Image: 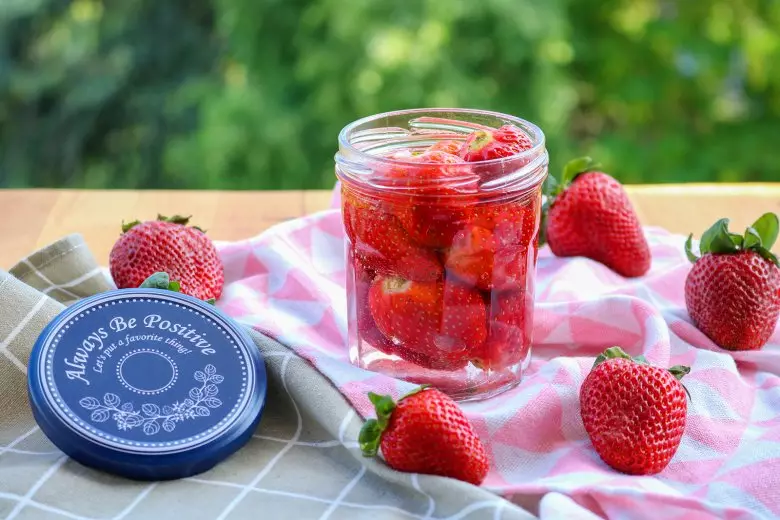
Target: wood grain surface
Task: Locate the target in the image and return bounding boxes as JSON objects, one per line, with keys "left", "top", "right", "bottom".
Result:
{"left": 1, "top": 185, "right": 779, "bottom": 269}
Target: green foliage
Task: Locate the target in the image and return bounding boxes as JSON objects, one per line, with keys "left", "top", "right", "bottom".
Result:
{"left": 2, "top": 0, "right": 779, "bottom": 189}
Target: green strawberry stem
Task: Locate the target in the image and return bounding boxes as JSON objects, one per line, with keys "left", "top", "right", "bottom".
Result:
{"left": 121, "top": 214, "right": 205, "bottom": 234}
{"left": 592, "top": 346, "right": 690, "bottom": 380}
{"left": 539, "top": 156, "right": 602, "bottom": 247}
{"left": 358, "top": 385, "right": 429, "bottom": 457}
{"left": 157, "top": 214, "right": 191, "bottom": 225}
{"left": 140, "top": 272, "right": 181, "bottom": 292}
{"left": 685, "top": 213, "right": 779, "bottom": 267}
{"left": 668, "top": 365, "right": 691, "bottom": 381}
{"left": 139, "top": 272, "right": 216, "bottom": 305}
{"left": 593, "top": 346, "right": 637, "bottom": 367}
{"left": 468, "top": 130, "right": 493, "bottom": 152}
{"left": 121, "top": 220, "right": 141, "bottom": 233}
{"left": 592, "top": 346, "right": 692, "bottom": 400}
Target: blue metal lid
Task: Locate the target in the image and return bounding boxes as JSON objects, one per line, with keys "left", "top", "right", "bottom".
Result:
{"left": 28, "top": 288, "right": 267, "bottom": 480}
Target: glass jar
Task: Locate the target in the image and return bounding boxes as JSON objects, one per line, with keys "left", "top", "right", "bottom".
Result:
{"left": 335, "top": 109, "right": 548, "bottom": 401}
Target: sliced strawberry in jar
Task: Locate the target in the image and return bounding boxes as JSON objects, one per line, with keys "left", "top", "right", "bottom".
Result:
{"left": 368, "top": 275, "right": 487, "bottom": 367}
{"left": 444, "top": 225, "right": 530, "bottom": 292}
{"left": 397, "top": 203, "right": 474, "bottom": 250}
{"left": 444, "top": 225, "right": 495, "bottom": 290}
{"left": 352, "top": 252, "right": 377, "bottom": 336}
{"left": 472, "top": 290, "right": 532, "bottom": 370}
{"left": 471, "top": 195, "right": 540, "bottom": 249}
{"left": 343, "top": 189, "right": 443, "bottom": 282}
{"left": 380, "top": 150, "right": 479, "bottom": 249}
{"left": 361, "top": 325, "right": 470, "bottom": 371}
{"left": 459, "top": 124, "right": 533, "bottom": 162}
{"left": 428, "top": 140, "right": 463, "bottom": 156}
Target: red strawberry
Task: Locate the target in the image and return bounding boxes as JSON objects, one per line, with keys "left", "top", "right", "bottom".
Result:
{"left": 359, "top": 386, "right": 489, "bottom": 485}
{"left": 361, "top": 326, "right": 469, "bottom": 371}
{"left": 428, "top": 140, "right": 463, "bottom": 156}
{"left": 472, "top": 290, "right": 532, "bottom": 370}
{"left": 381, "top": 150, "right": 478, "bottom": 249}
{"left": 543, "top": 157, "right": 651, "bottom": 278}
{"left": 381, "top": 150, "right": 472, "bottom": 187}
{"left": 352, "top": 255, "right": 467, "bottom": 370}
{"left": 351, "top": 251, "right": 378, "bottom": 337}
{"left": 580, "top": 347, "right": 690, "bottom": 475}
{"left": 471, "top": 194, "right": 541, "bottom": 249}
{"left": 459, "top": 124, "right": 533, "bottom": 162}
{"left": 684, "top": 213, "right": 780, "bottom": 351}
{"left": 342, "top": 189, "right": 443, "bottom": 282}
{"left": 368, "top": 275, "right": 487, "bottom": 365}
{"left": 444, "top": 225, "right": 528, "bottom": 291}
{"left": 109, "top": 215, "right": 224, "bottom": 301}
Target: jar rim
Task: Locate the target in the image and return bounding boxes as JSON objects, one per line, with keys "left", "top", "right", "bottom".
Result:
{"left": 336, "top": 108, "right": 548, "bottom": 199}
{"left": 337, "top": 107, "right": 546, "bottom": 167}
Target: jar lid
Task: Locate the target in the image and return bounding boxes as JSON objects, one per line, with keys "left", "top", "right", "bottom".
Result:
{"left": 28, "top": 289, "right": 267, "bottom": 480}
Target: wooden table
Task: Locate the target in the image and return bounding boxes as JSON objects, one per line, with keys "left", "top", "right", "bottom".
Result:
{"left": 2, "top": 185, "right": 779, "bottom": 269}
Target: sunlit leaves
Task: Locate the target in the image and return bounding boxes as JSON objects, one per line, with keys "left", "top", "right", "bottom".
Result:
{"left": 1, "top": 0, "right": 779, "bottom": 189}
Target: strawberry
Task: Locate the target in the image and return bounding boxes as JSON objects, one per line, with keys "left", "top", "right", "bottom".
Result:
{"left": 359, "top": 386, "right": 489, "bottom": 485}
{"left": 342, "top": 189, "right": 443, "bottom": 282}
{"left": 109, "top": 215, "right": 224, "bottom": 301}
{"left": 368, "top": 275, "right": 487, "bottom": 366}
{"left": 352, "top": 255, "right": 467, "bottom": 370}
{"left": 472, "top": 290, "right": 532, "bottom": 370}
{"left": 543, "top": 157, "right": 651, "bottom": 278}
{"left": 580, "top": 347, "right": 690, "bottom": 475}
{"left": 362, "top": 325, "right": 469, "bottom": 371}
{"left": 428, "top": 140, "right": 463, "bottom": 156}
{"left": 351, "top": 251, "right": 378, "bottom": 337}
{"left": 444, "top": 224, "right": 528, "bottom": 292}
{"left": 381, "top": 150, "right": 478, "bottom": 249}
{"left": 684, "top": 213, "right": 780, "bottom": 351}
{"left": 471, "top": 195, "right": 540, "bottom": 249}
{"left": 459, "top": 124, "right": 533, "bottom": 162}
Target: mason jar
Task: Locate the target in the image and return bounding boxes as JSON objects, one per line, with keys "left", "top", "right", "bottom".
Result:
{"left": 335, "top": 108, "right": 548, "bottom": 401}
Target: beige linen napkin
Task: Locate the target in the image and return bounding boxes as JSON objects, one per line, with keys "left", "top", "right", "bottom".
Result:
{"left": 0, "top": 234, "right": 534, "bottom": 519}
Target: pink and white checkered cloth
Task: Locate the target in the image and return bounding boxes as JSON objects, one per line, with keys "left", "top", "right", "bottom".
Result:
{"left": 215, "top": 187, "right": 780, "bottom": 520}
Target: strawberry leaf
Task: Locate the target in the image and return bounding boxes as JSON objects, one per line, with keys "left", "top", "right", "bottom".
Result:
{"left": 751, "top": 212, "right": 779, "bottom": 250}
{"left": 205, "top": 298, "right": 217, "bottom": 305}
{"left": 684, "top": 234, "right": 699, "bottom": 263}
{"left": 709, "top": 234, "right": 741, "bottom": 254}
{"left": 360, "top": 391, "right": 400, "bottom": 458}
{"left": 367, "top": 392, "right": 396, "bottom": 430}
{"left": 140, "top": 272, "right": 175, "bottom": 291}
{"left": 139, "top": 272, "right": 187, "bottom": 295}
{"left": 729, "top": 233, "right": 744, "bottom": 249}
{"left": 699, "top": 218, "right": 729, "bottom": 253}
{"left": 158, "top": 214, "right": 192, "bottom": 226}
{"left": 669, "top": 366, "right": 692, "bottom": 401}
{"left": 561, "top": 156, "right": 601, "bottom": 187}
{"left": 593, "top": 346, "right": 633, "bottom": 368}
{"left": 668, "top": 365, "right": 690, "bottom": 381}
{"left": 700, "top": 218, "right": 740, "bottom": 255}
{"left": 756, "top": 246, "right": 780, "bottom": 267}
{"left": 358, "top": 419, "right": 382, "bottom": 457}
{"left": 121, "top": 220, "right": 141, "bottom": 233}
{"left": 743, "top": 227, "right": 762, "bottom": 250}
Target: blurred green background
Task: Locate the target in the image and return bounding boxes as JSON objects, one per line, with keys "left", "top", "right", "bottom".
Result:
{"left": 1, "top": 0, "right": 778, "bottom": 190}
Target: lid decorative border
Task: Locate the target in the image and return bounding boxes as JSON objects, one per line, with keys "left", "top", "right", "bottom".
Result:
{"left": 36, "top": 291, "right": 257, "bottom": 454}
